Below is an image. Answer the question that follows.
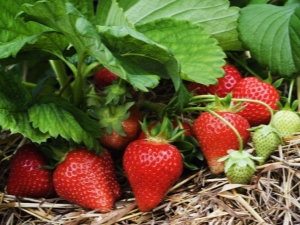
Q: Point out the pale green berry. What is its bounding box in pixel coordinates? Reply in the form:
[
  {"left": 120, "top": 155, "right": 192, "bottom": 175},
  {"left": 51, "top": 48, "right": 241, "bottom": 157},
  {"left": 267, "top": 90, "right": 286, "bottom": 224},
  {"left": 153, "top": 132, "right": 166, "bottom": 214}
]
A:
[
  {"left": 225, "top": 163, "right": 255, "bottom": 184},
  {"left": 272, "top": 110, "right": 300, "bottom": 138},
  {"left": 252, "top": 125, "right": 281, "bottom": 165}
]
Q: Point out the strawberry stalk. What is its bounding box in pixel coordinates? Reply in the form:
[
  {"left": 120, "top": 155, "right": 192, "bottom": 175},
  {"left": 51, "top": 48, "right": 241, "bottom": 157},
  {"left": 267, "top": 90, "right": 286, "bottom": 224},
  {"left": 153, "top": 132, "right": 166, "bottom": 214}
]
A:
[
  {"left": 206, "top": 108, "right": 244, "bottom": 152},
  {"left": 49, "top": 60, "right": 73, "bottom": 98},
  {"left": 189, "top": 95, "right": 275, "bottom": 124}
]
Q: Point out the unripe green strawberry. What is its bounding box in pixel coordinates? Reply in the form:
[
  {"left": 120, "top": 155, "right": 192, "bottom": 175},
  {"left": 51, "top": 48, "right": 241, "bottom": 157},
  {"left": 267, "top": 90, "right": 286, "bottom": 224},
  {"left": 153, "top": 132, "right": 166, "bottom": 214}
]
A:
[
  {"left": 219, "top": 150, "right": 261, "bottom": 185},
  {"left": 252, "top": 125, "right": 282, "bottom": 165},
  {"left": 271, "top": 110, "right": 300, "bottom": 138},
  {"left": 225, "top": 161, "right": 255, "bottom": 185}
]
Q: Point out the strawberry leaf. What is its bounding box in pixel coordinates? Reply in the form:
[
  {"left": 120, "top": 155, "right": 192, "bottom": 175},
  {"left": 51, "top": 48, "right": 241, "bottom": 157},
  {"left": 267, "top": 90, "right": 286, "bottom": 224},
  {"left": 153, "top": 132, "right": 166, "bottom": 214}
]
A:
[
  {"left": 28, "top": 95, "right": 103, "bottom": 151},
  {"left": 136, "top": 18, "right": 226, "bottom": 86},
  {"left": 0, "top": 70, "right": 49, "bottom": 142},
  {"left": 0, "top": 0, "right": 68, "bottom": 63},
  {"left": 122, "top": 0, "right": 243, "bottom": 50},
  {"left": 238, "top": 3, "right": 300, "bottom": 76}
]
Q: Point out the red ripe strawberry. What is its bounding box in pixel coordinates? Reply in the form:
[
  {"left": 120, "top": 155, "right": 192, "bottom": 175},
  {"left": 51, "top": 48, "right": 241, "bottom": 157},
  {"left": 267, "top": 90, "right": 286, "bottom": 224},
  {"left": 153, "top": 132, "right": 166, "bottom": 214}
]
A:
[
  {"left": 123, "top": 139, "right": 183, "bottom": 212},
  {"left": 193, "top": 111, "right": 250, "bottom": 174},
  {"left": 187, "top": 82, "right": 209, "bottom": 95},
  {"left": 138, "top": 120, "right": 193, "bottom": 140},
  {"left": 208, "top": 64, "right": 242, "bottom": 97},
  {"left": 53, "top": 149, "right": 121, "bottom": 213},
  {"left": 7, "top": 144, "right": 55, "bottom": 198},
  {"left": 93, "top": 68, "right": 118, "bottom": 89},
  {"left": 98, "top": 105, "right": 143, "bottom": 151},
  {"left": 232, "top": 77, "right": 280, "bottom": 126}
]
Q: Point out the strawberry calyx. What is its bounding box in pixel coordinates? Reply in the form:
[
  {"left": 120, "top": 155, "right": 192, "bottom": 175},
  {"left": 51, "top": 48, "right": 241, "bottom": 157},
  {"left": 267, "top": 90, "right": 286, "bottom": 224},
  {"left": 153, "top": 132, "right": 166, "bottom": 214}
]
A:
[
  {"left": 140, "top": 117, "right": 186, "bottom": 143},
  {"left": 249, "top": 124, "right": 283, "bottom": 141},
  {"left": 218, "top": 149, "right": 261, "bottom": 173},
  {"left": 102, "top": 78, "right": 132, "bottom": 105},
  {"left": 91, "top": 102, "right": 135, "bottom": 136}
]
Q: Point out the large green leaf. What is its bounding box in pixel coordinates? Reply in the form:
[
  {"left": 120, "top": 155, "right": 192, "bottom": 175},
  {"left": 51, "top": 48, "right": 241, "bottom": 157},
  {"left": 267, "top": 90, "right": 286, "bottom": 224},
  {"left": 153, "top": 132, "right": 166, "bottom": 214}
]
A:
[
  {"left": 28, "top": 95, "right": 103, "bottom": 151},
  {"left": 238, "top": 3, "right": 300, "bottom": 76},
  {"left": 95, "top": 0, "right": 133, "bottom": 27},
  {"left": 98, "top": 26, "right": 178, "bottom": 90},
  {"left": 137, "top": 19, "right": 226, "bottom": 85},
  {"left": 0, "top": 71, "right": 49, "bottom": 142},
  {"left": 123, "top": 0, "right": 243, "bottom": 50},
  {"left": 0, "top": 1, "right": 68, "bottom": 60}
]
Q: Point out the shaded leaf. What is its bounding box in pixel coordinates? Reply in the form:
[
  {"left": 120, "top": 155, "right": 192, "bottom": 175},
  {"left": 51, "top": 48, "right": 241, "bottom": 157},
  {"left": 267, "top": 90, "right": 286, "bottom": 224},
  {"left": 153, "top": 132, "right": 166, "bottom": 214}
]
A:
[{"left": 238, "top": 3, "right": 300, "bottom": 76}]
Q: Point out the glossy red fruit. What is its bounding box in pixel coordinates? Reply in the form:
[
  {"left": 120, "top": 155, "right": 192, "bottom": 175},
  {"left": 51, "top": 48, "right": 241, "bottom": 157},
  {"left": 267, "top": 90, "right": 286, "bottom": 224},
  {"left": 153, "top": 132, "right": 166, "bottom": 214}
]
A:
[
  {"left": 123, "top": 139, "right": 183, "bottom": 212},
  {"left": 99, "top": 106, "right": 143, "bottom": 151},
  {"left": 193, "top": 111, "right": 250, "bottom": 174},
  {"left": 208, "top": 64, "right": 242, "bottom": 97},
  {"left": 138, "top": 120, "right": 193, "bottom": 140},
  {"left": 7, "top": 144, "right": 55, "bottom": 198},
  {"left": 53, "top": 149, "right": 121, "bottom": 213},
  {"left": 187, "top": 82, "right": 209, "bottom": 95},
  {"left": 93, "top": 68, "right": 118, "bottom": 89},
  {"left": 232, "top": 77, "right": 280, "bottom": 126}
]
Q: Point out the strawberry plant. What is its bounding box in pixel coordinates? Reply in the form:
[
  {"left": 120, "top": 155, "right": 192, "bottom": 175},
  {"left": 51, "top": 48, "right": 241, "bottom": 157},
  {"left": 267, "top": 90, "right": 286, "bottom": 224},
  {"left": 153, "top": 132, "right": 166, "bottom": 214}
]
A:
[{"left": 1, "top": 0, "right": 300, "bottom": 223}]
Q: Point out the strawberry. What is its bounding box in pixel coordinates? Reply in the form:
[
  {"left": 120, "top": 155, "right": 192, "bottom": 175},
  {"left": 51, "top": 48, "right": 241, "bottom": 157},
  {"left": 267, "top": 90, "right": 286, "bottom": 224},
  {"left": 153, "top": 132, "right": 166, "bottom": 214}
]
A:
[
  {"left": 271, "top": 109, "right": 300, "bottom": 138},
  {"left": 138, "top": 120, "right": 193, "bottom": 140},
  {"left": 232, "top": 77, "right": 280, "bottom": 126},
  {"left": 221, "top": 150, "right": 257, "bottom": 185},
  {"left": 97, "top": 103, "right": 143, "bottom": 151},
  {"left": 7, "top": 144, "right": 55, "bottom": 198},
  {"left": 53, "top": 148, "right": 121, "bottom": 213},
  {"left": 93, "top": 68, "right": 118, "bottom": 89},
  {"left": 193, "top": 111, "right": 250, "bottom": 174},
  {"left": 123, "top": 118, "right": 183, "bottom": 212},
  {"left": 208, "top": 64, "right": 242, "bottom": 97},
  {"left": 187, "top": 82, "right": 209, "bottom": 95},
  {"left": 251, "top": 125, "right": 282, "bottom": 165}
]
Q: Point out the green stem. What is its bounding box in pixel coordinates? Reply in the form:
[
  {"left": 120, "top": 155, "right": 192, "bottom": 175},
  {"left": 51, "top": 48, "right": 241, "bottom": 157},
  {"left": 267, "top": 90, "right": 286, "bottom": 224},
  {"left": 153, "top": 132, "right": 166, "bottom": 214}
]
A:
[
  {"left": 288, "top": 78, "right": 295, "bottom": 105},
  {"left": 85, "top": 93, "right": 106, "bottom": 105},
  {"left": 72, "top": 53, "right": 87, "bottom": 106},
  {"left": 206, "top": 108, "right": 244, "bottom": 152},
  {"left": 22, "top": 81, "right": 36, "bottom": 88},
  {"left": 226, "top": 52, "right": 260, "bottom": 78},
  {"left": 297, "top": 76, "right": 300, "bottom": 112},
  {"left": 188, "top": 95, "right": 275, "bottom": 124},
  {"left": 49, "top": 60, "right": 73, "bottom": 98}
]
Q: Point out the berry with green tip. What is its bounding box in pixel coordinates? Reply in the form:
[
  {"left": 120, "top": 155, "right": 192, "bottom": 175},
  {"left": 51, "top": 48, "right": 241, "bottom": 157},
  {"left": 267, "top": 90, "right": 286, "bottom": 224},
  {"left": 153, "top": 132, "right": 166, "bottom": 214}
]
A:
[
  {"left": 271, "top": 110, "right": 300, "bottom": 138},
  {"left": 252, "top": 125, "right": 282, "bottom": 165}
]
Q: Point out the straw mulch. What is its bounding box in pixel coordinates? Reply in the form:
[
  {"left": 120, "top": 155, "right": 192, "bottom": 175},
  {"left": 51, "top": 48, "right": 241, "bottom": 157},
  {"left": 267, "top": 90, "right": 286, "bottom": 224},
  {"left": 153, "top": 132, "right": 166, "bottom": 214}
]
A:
[{"left": 1, "top": 128, "right": 300, "bottom": 225}]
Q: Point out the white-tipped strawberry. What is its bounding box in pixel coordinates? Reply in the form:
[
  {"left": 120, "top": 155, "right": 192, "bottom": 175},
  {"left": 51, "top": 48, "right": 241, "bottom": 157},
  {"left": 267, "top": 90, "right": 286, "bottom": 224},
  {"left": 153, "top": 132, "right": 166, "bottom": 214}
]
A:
[{"left": 251, "top": 125, "right": 282, "bottom": 165}]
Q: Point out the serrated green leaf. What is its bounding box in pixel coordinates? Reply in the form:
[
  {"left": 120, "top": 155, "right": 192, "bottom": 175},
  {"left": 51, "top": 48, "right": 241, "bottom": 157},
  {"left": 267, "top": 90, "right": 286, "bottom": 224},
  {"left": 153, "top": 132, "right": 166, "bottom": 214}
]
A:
[
  {"left": 0, "top": 0, "right": 68, "bottom": 61},
  {"left": 0, "top": 70, "right": 49, "bottom": 142},
  {"left": 238, "top": 3, "right": 300, "bottom": 76},
  {"left": 137, "top": 18, "right": 226, "bottom": 85},
  {"left": 95, "top": 0, "right": 133, "bottom": 27},
  {"left": 28, "top": 95, "right": 103, "bottom": 151},
  {"left": 123, "top": 0, "right": 243, "bottom": 50}
]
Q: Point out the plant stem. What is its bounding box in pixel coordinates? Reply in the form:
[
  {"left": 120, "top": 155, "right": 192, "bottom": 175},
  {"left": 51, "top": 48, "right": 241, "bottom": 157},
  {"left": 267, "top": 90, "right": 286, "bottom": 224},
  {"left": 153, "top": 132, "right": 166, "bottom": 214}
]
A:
[
  {"left": 226, "top": 52, "right": 260, "bottom": 78},
  {"left": 297, "top": 76, "right": 300, "bottom": 112},
  {"left": 49, "top": 60, "right": 73, "bottom": 99},
  {"left": 206, "top": 109, "right": 244, "bottom": 152}
]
